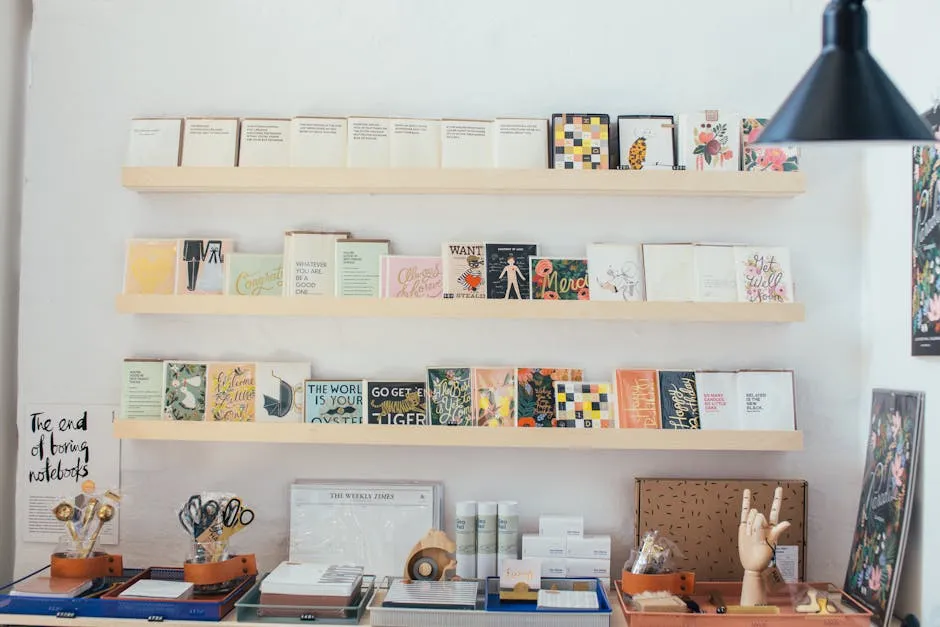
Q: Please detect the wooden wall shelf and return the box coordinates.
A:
[115,295,805,323]
[113,420,803,451]
[121,167,806,197]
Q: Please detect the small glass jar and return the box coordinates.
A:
[186,540,237,594]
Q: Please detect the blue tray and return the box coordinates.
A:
[101,567,255,621]
[0,566,255,622]
[484,577,612,614]
[0,566,141,619]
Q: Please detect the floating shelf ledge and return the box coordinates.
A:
[121,167,806,197]
[115,295,805,323]
[113,420,803,452]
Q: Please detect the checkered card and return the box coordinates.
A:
[553,381,613,428]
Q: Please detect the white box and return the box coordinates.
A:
[565,558,611,578]
[125,118,182,166]
[538,515,583,539]
[494,118,547,169]
[181,118,239,166]
[521,534,565,558]
[441,119,493,168]
[390,119,441,168]
[290,117,347,167]
[238,118,291,167]
[565,535,611,560]
[347,117,390,167]
[539,559,567,578]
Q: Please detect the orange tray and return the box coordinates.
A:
[615,581,872,627]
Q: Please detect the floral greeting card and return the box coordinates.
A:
[844,389,923,627]
[741,118,800,172]
[680,111,741,171]
[733,246,794,303]
[529,258,589,300]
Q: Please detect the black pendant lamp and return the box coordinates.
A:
[757,0,933,144]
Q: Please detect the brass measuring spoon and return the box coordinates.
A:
[53,502,80,543]
[81,504,114,559]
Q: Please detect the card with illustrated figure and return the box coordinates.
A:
[613,369,661,429]
[124,239,178,295]
[206,362,256,421]
[554,381,613,428]
[741,118,800,172]
[530,258,589,300]
[551,114,610,170]
[733,246,794,303]
[586,244,645,302]
[255,362,310,422]
[485,243,538,300]
[658,370,700,429]
[426,368,473,426]
[175,238,233,295]
[304,380,363,424]
[380,255,443,298]
[335,239,390,297]
[442,243,486,299]
[678,110,741,172]
[366,381,428,425]
[225,253,284,296]
[516,368,584,427]
[472,367,516,427]
[617,115,677,170]
[163,361,208,421]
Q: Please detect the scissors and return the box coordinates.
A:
[178,495,220,539]
[220,497,254,535]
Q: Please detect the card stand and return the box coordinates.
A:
[620,570,695,596]
[484,577,611,627]
[50,552,123,580]
[101,567,256,622]
[234,573,376,624]
[615,580,873,627]
[184,552,258,595]
[0,567,142,619]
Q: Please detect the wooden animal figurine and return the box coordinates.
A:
[403,529,457,582]
[738,487,790,606]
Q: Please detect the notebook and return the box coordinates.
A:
[537,589,599,610]
[119,580,194,599]
[11,576,92,598]
[383,579,479,610]
[260,562,363,598]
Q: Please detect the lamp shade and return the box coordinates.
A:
[757,0,933,144]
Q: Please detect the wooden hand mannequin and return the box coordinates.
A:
[738,487,790,606]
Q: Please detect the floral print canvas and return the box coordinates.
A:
[733,246,794,303]
[741,118,800,172]
[680,111,741,171]
[911,110,940,355]
[844,389,923,627]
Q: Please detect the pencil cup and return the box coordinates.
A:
[186,540,236,594]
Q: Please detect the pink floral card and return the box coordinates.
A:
[733,246,794,303]
[741,118,800,172]
[680,111,741,171]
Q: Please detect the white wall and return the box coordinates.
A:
[16,0,870,586]
[862,0,940,622]
[0,0,30,585]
